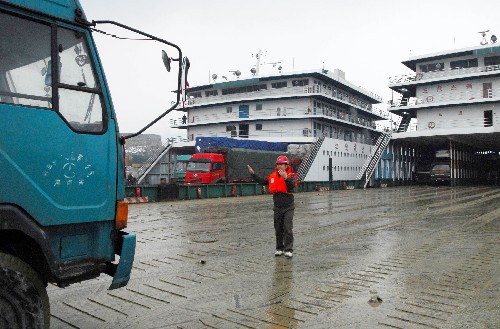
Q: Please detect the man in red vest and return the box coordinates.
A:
[247,156,296,257]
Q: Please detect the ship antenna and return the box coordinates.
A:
[251,49,282,76]
[479,30,490,45]
[252,49,262,76]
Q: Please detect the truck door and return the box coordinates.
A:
[0,14,117,226]
[211,162,226,183]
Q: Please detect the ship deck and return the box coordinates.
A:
[48,186,500,328]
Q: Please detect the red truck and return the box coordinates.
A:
[185,147,290,184]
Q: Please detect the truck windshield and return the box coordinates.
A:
[175,161,188,172]
[0,13,51,108]
[432,165,450,171]
[187,161,210,172]
[0,12,104,133]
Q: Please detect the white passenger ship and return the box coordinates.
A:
[385,32,500,185]
[138,38,500,186]
[173,65,389,182]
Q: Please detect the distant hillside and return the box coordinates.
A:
[121,134,162,166]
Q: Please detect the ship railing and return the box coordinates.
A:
[302,86,378,109]
[296,135,326,181]
[185,85,382,113]
[171,107,388,129]
[389,64,500,84]
[188,129,377,144]
[134,141,172,184]
[389,89,495,109]
[355,131,392,187]
[353,86,383,103]
[392,116,495,132]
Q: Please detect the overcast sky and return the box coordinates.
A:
[82,0,499,140]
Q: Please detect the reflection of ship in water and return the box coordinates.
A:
[265,258,301,328]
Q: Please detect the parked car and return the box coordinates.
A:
[413,169,431,184]
[430,162,451,185]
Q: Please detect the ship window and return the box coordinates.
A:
[271,81,287,88]
[239,104,249,118]
[256,103,263,111]
[483,83,492,98]
[221,84,267,95]
[450,58,478,70]
[226,106,233,113]
[239,124,249,138]
[419,62,444,72]
[484,55,500,66]
[292,79,309,87]
[188,91,202,98]
[256,123,262,130]
[226,125,236,131]
[484,110,493,127]
[205,90,218,97]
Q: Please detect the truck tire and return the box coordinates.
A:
[0,252,50,329]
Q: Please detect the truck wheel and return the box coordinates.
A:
[0,252,50,329]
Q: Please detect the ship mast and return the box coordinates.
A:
[253,49,262,76]
[252,49,282,76]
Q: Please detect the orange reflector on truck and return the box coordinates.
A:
[116,201,129,230]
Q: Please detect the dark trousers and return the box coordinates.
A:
[273,205,294,252]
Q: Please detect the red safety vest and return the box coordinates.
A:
[268,166,296,194]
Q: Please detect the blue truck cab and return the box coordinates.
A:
[0,0,189,327]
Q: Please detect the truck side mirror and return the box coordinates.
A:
[162,50,171,72]
[181,57,190,103]
[183,56,190,81]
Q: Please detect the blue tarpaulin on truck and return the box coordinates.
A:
[195,137,288,153]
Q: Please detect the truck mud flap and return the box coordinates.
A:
[109,232,136,290]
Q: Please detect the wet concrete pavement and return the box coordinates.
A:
[48,186,500,328]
